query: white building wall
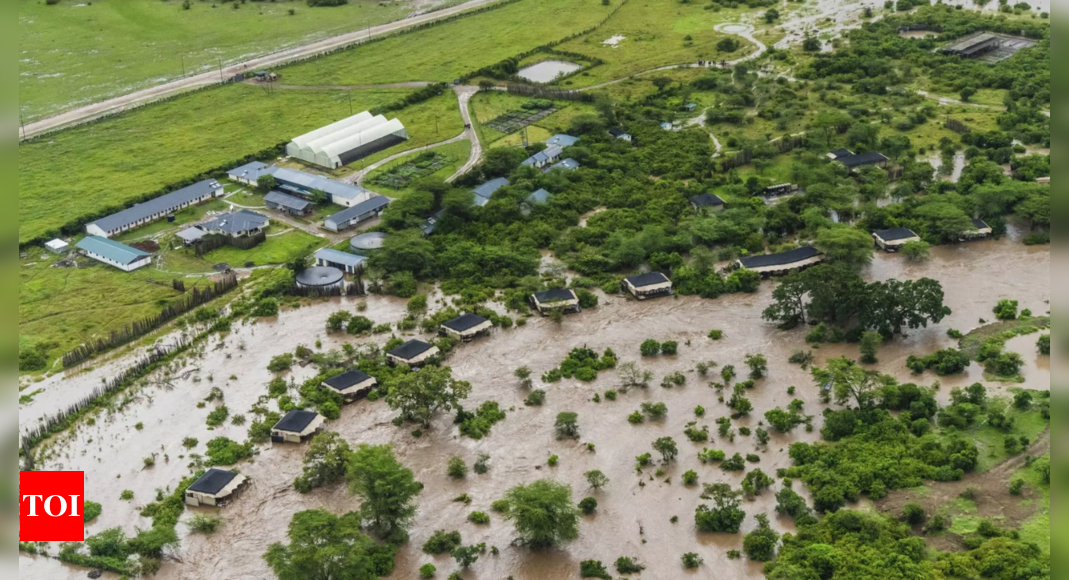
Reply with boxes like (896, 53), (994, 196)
(82, 250), (152, 272)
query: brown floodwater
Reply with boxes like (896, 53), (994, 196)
(19, 234), (1049, 580)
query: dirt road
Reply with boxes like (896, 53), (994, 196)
(19, 0), (502, 139)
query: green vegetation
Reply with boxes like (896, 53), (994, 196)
(263, 510), (398, 580)
(501, 480), (580, 548)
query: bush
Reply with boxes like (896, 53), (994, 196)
(346, 316), (374, 335)
(251, 298), (279, 317)
(579, 497), (598, 515)
(682, 470), (699, 486)
(1009, 478), (1025, 496)
(525, 390), (546, 406)
(423, 530), (462, 554)
(742, 514), (779, 561)
(420, 563), (436, 578)
(708, 329), (724, 340)
(902, 503), (926, 526)
(580, 560), (612, 579)
(641, 402), (667, 419)
(682, 552), (703, 568)
(267, 353), (294, 373)
(628, 411), (645, 424)
(555, 412), (580, 439)
(661, 341), (679, 355)
(1038, 334), (1050, 355)
(447, 456), (467, 479)
(468, 511), (490, 525)
(615, 557), (645, 574)
(993, 299), (1018, 320)
(120, 490), (134, 500)
(901, 240), (930, 261)
(206, 405), (229, 427)
(576, 289), (599, 309)
(188, 514), (222, 534)
(491, 500), (510, 513)
(640, 339), (661, 356)
(83, 501), (102, 523)
(205, 437), (253, 466)
(717, 37), (740, 52)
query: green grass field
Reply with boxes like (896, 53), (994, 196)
(18, 0), (418, 121)
(364, 140), (472, 199)
(556, 0), (754, 88)
(19, 84), (409, 244)
(278, 0), (611, 86)
(1016, 454), (1050, 553)
(467, 90), (592, 149)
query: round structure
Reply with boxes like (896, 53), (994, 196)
(350, 232), (387, 254)
(296, 267), (345, 289)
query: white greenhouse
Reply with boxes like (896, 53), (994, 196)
(286, 112), (408, 169)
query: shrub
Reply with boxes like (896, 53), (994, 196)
(627, 410), (645, 424)
(251, 298), (279, 317)
(580, 560), (612, 579)
(579, 497), (598, 515)
(742, 514), (780, 561)
(661, 341), (679, 355)
(491, 500), (510, 513)
(682, 470), (699, 486)
(120, 490), (134, 501)
(346, 316), (374, 335)
(699, 448), (725, 463)
(447, 456), (467, 479)
(267, 353), (294, 373)
(721, 453), (746, 471)
(182, 437), (199, 449)
(788, 350), (814, 369)
(576, 289), (599, 309)
(188, 514), (222, 534)
(742, 469), (774, 496)
(423, 530), (462, 554)
(640, 339), (661, 356)
(744, 354), (768, 379)
(420, 563), (436, 579)
(525, 390), (546, 406)
(1038, 334), (1050, 355)
(641, 402), (667, 419)
(901, 240), (930, 261)
(1009, 478), (1025, 496)
(682, 552), (703, 568)
(615, 556), (645, 574)
(708, 329), (724, 340)
(204, 437), (253, 466)
(547, 455), (559, 467)
(993, 299), (1018, 320)
(902, 503), (926, 526)
(83, 501), (102, 523)
(468, 511), (490, 525)
(661, 372), (686, 388)
(555, 412), (580, 439)
(206, 405), (229, 427)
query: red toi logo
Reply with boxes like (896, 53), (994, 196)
(20, 471), (86, 542)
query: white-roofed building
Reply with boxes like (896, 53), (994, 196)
(287, 112), (408, 169)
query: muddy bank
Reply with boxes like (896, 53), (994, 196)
(19, 236), (1048, 580)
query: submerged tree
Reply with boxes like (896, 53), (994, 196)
(346, 444), (422, 542)
(384, 366), (471, 427)
(294, 432), (352, 494)
(502, 480), (580, 549)
(263, 510), (381, 580)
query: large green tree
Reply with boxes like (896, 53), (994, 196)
(346, 444), (422, 542)
(812, 357), (881, 411)
(263, 510), (381, 580)
(294, 431), (352, 494)
(384, 365), (471, 427)
(860, 278), (951, 336)
(373, 232), (436, 276)
(815, 227), (875, 271)
(502, 480), (580, 549)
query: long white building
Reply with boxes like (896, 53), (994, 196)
(286, 112), (408, 169)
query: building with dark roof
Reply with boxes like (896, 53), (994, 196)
(521, 144), (563, 169)
(609, 128), (632, 142)
(961, 218), (993, 241)
(622, 272), (673, 299)
(690, 193), (725, 212)
(264, 191), (313, 216)
(440, 313), (493, 341)
(323, 195), (390, 233)
(75, 236), (153, 272)
(185, 468), (249, 507)
(322, 370), (377, 403)
(473, 178), (510, 208)
(86, 179), (223, 238)
(835, 151), (890, 170)
(530, 288), (580, 316)
(827, 148), (854, 160)
(735, 246), (824, 277)
(421, 210), (445, 236)
(227, 161), (278, 186)
(313, 248), (367, 274)
(200, 210), (270, 238)
(271, 410), (325, 443)
(942, 32), (1001, 58)
(386, 339), (440, 367)
(872, 227), (921, 252)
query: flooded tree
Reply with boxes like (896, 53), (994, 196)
(263, 510), (383, 580)
(555, 412), (580, 440)
(502, 480), (580, 549)
(617, 362), (653, 391)
(694, 484), (745, 534)
(585, 470), (610, 491)
(812, 357), (881, 411)
(742, 514), (779, 562)
(652, 437), (678, 463)
(294, 432), (352, 494)
(384, 366), (472, 428)
(346, 444), (421, 542)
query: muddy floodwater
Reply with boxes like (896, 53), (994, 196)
(20, 235), (1049, 580)
(516, 60), (582, 83)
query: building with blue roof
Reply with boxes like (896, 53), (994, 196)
(76, 236), (153, 272)
(323, 195), (390, 232)
(545, 134), (580, 148)
(547, 158), (579, 172)
(526, 189), (554, 205)
(227, 161), (278, 186)
(86, 179), (223, 238)
(520, 144), (563, 169)
(314, 248), (367, 274)
(270, 167), (373, 208)
(473, 178), (510, 207)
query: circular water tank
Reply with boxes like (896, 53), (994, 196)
(350, 232), (387, 254)
(296, 267), (345, 289)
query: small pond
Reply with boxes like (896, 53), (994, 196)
(516, 60), (581, 83)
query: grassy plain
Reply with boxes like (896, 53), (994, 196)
(18, 0), (417, 120)
(19, 84), (409, 244)
(1016, 454), (1051, 553)
(278, 0), (611, 86)
(556, 0), (754, 88)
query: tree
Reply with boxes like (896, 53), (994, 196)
(802, 36), (822, 52)
(346, 444), (421, 541)
(309, 188), (330, 206)
(585, 470), (610, 491)
(813, 357), (880, 410)
(384, 366), (471, 427)
(717, 37), (740, 52)
(294, 432), (352, 493)
(860, 278), (951, 336)
(502, 480), (580, 548)
(959, 86), (977, 102)
(555, 412), (580, 440)
(815, 227), (874, 271)
(859, 331), (883, 364)
(617, 362), (653, 391)
(373, 232), (436, 276)
(900, 240), (930, 261)
(263, 510), (380, 580)
(811, 111), (852, 147)
(742, 514), (780, 561)
(651, 77), (673, 91)
(765, 407), (805, 432)
(640, 339), (661, 356)
(741, 469), (774, 497)
(257, 174), (277, 193)
(745, 354), (768, 379)
(774, 487), (811, 520)
(993, 299), (1018, 320)
(913, 201), (973, 243)
(451, 545), (481, 568)
(694, 484), (745, 533)
(652, 437), (679, 463)
(764, 8), (780, 22)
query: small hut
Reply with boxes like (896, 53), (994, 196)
(386, 339), (440, 368)
(689, 193), (725, 213)
(961, 218), (992, 241)
(45, 239), (69, 254)
(440, 313), (493, 341)
(322, 370), (377, 403)
(271, 410), (325, 444)
(622, 272), (673, 300)
(530, 289), (581, 316)
(872, 227), (921, 252)
(735, 246), (824, 277)
(185, 468), (249, 507)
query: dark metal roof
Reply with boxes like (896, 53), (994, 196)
(829, 148), (854, 159)
(739, 246), (821, 269)
(533, 288), (577, 303)
(873, 227), (918, 242)
(388, 339), (435, 360)
(265, 191), (312, 211)
(943, 33), (1000, 55)
(609, 128), (630, 137)
(323, 370), (373, 391)
(295, 266), (345, 287)
(273, 410), (320, 433)
(443, 313), (490, 332)
(188, 468), (239, 495)
(89, 179), (221, 233)
(325, 195), (390, 226)
(625, 272), (670, 288)
(227, 161), (277, 183)
(690, 193), (725, 207)
(837, 151), (889, 168)
(971, 218), (990, 230)
(201, 210), (269, 236)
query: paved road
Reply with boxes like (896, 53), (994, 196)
(19, 0), (502, 139)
